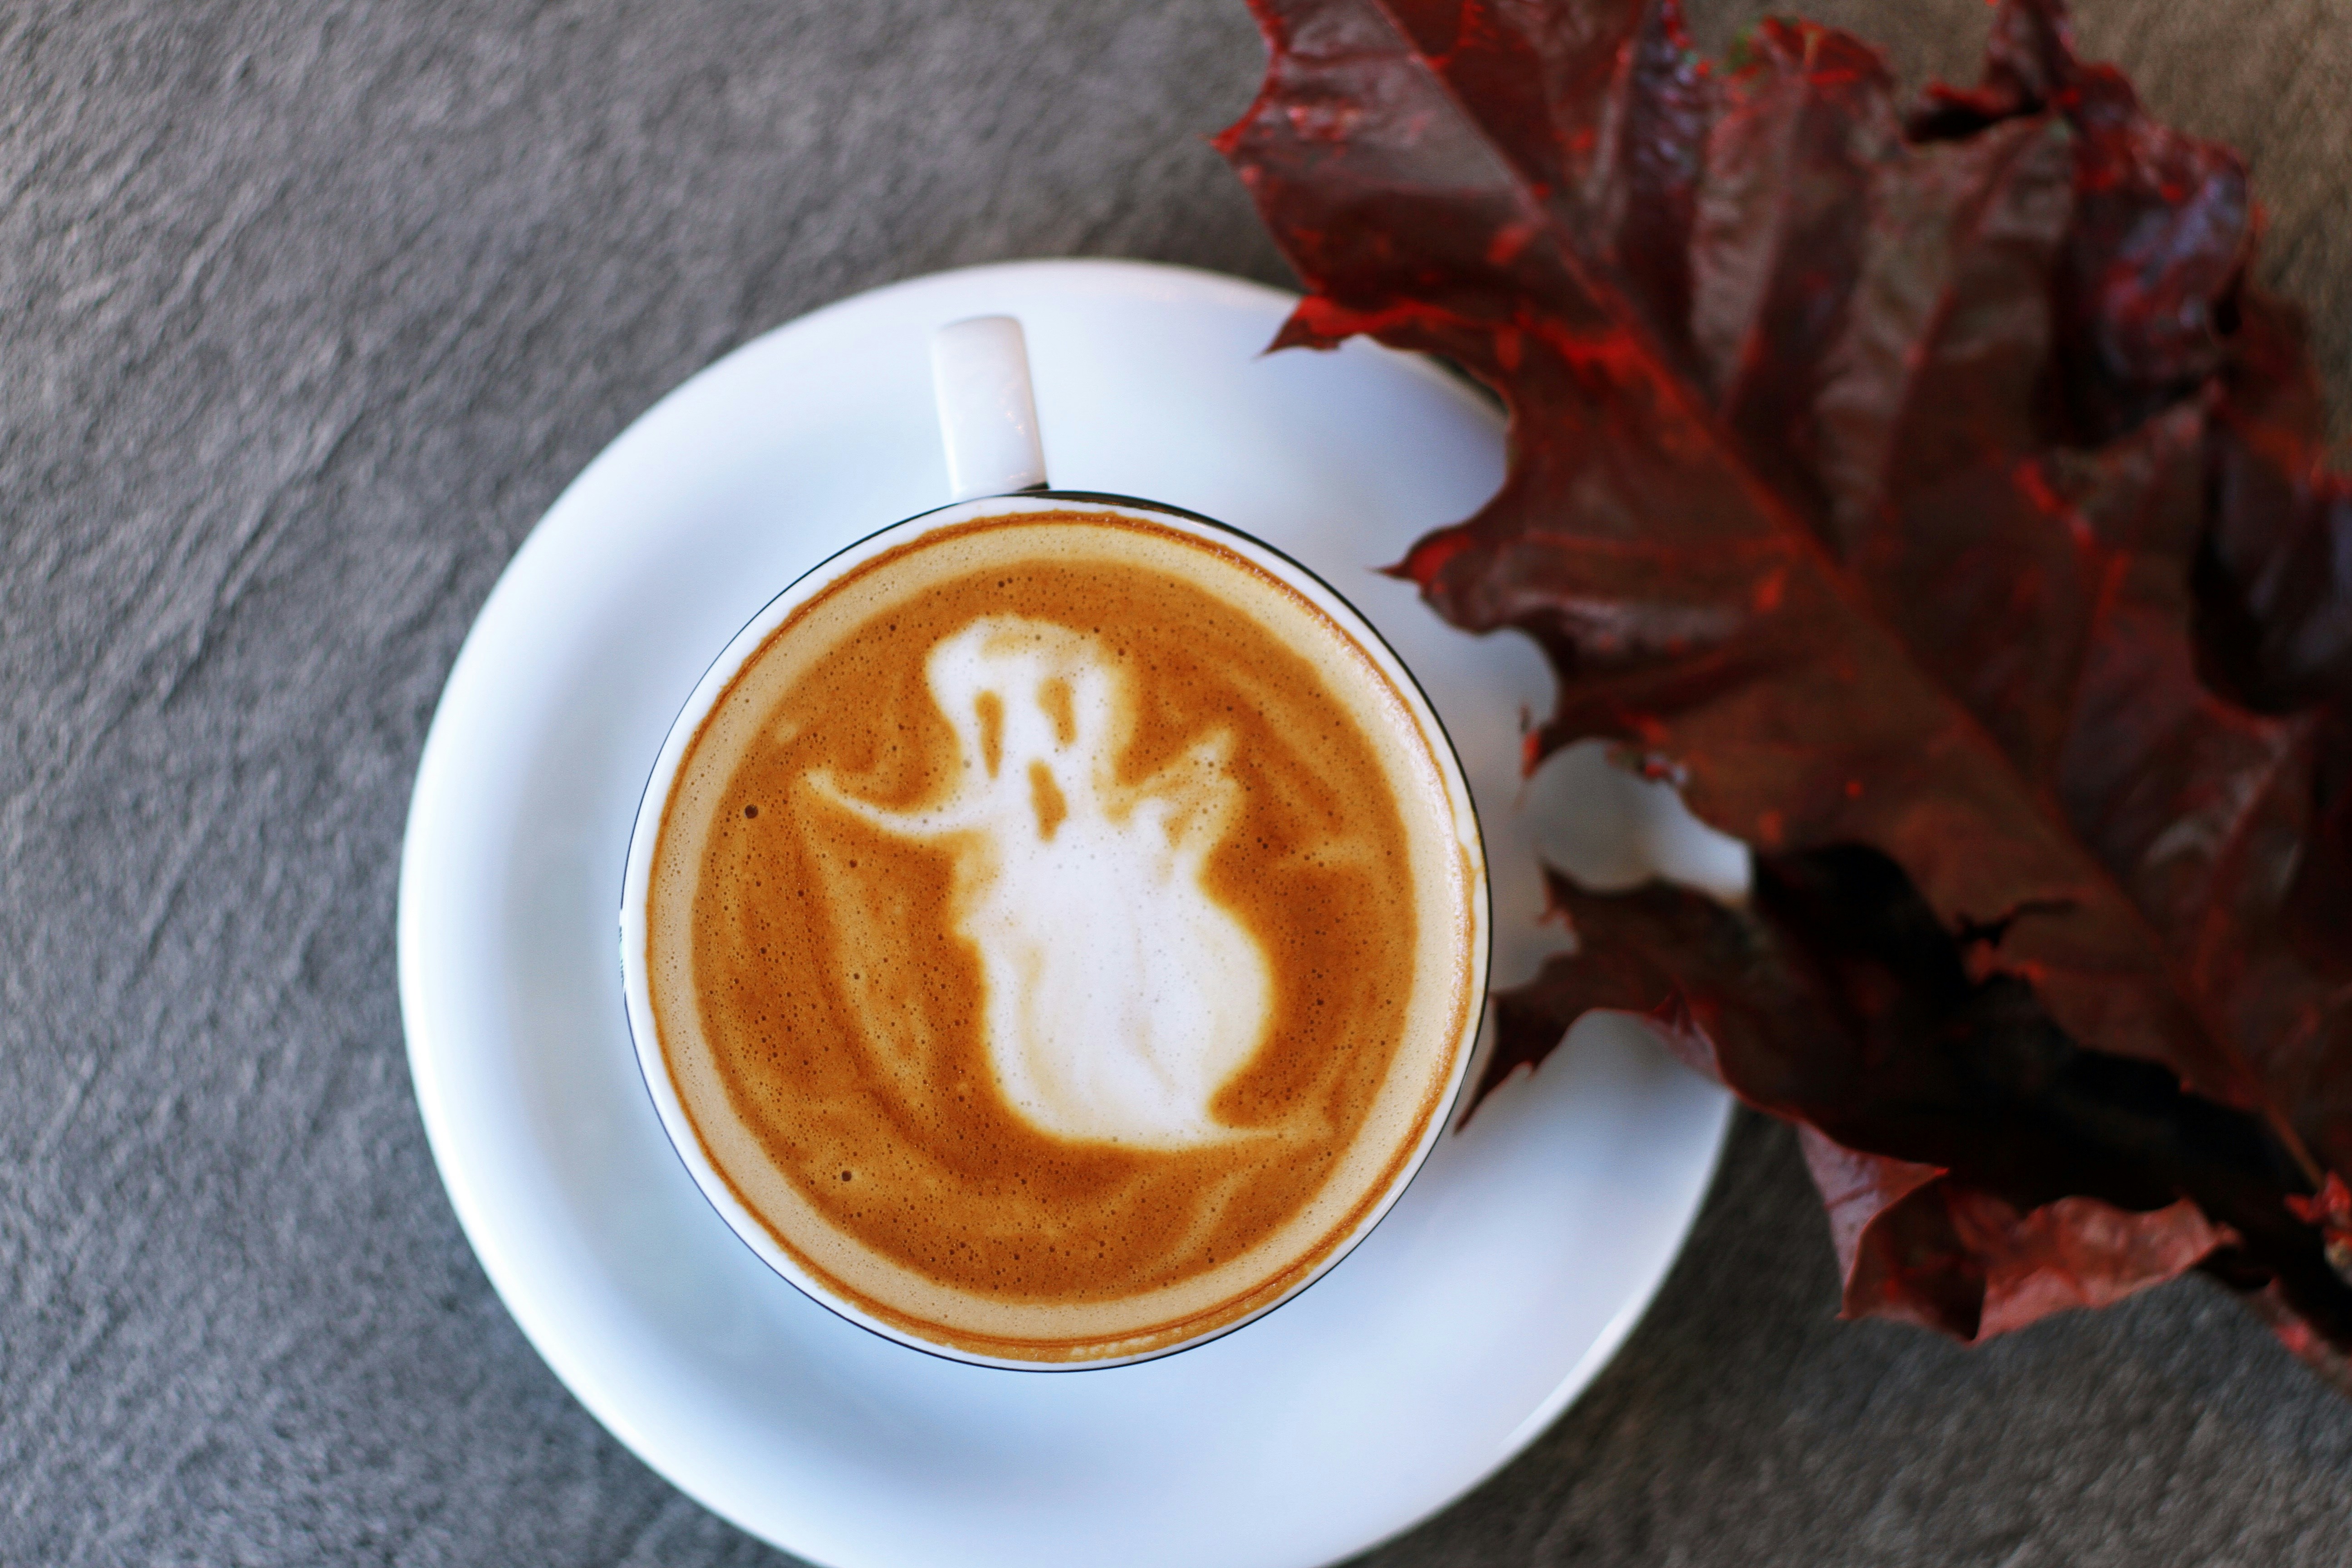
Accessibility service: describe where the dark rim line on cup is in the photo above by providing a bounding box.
[615,488,1496,1373]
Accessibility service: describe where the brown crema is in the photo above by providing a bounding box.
[644,508,1480,1362]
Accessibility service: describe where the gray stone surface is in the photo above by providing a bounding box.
[2,1,2347,1563]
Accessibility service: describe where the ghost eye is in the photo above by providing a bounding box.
[974,690,1004,776]
[1038,677,1076,747]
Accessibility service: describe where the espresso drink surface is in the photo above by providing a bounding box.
[645,508,1482,1362]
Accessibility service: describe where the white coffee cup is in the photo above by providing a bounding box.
[618,316,1489,1368]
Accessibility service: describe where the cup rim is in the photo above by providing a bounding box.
[617,489,1493,1371]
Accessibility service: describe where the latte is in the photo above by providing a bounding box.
[640,504,1485,1364]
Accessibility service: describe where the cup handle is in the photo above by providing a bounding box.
[932,316,1049,500]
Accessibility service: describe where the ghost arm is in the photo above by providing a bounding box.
[803,769,979,840]
[1128,730,1243,873]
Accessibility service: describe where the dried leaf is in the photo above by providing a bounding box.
[1221,0,2352,1362]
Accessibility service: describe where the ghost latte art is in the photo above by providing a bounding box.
[639,504,1485,1364]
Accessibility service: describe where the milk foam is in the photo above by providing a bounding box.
[812,616,1274,1148]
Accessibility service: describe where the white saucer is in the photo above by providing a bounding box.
[398,259,1731,1568]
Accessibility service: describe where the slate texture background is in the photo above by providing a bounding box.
[3,1,2349,1563]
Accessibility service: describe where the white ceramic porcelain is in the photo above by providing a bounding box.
[400,258,1732,1568]
[931,315,1049,498]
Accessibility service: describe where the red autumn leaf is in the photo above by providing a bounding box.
[1219,0,2352,1366]
[1800,1127,2237,1342]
